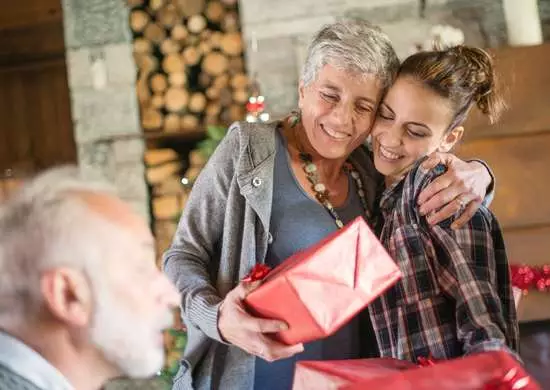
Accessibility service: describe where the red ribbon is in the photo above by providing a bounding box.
[483,368,531,390]
[417,355,438,367]
[242,264,271,282]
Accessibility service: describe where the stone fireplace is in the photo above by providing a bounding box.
[62,0,150,224]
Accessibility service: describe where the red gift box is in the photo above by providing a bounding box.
[343,351,540,390]
[244,216,402,345]
[292,358,417,390]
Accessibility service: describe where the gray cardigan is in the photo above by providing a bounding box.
[163,121,382,390]
[0,365,44,390]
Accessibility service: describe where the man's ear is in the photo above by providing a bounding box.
[437,126,464,153]
[40,268,93,327]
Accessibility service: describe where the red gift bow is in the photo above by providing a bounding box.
[417,355,438,367]
[242,264,272,282]
[484,367,531,390]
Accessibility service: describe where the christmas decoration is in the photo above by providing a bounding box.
[510,264,550,293]
[245,75,270,123]
[412,24,465,54]
[245,32,270,123]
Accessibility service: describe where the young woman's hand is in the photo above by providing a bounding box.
[418,153,492,229]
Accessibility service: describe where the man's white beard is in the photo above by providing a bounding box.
[90,285,173,378]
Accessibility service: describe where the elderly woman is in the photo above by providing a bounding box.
[164,20,493,390]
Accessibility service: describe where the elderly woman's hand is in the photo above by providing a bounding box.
[417,152,493,229]
[218,282,304,362]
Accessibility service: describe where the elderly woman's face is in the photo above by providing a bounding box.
[298,64,383,160]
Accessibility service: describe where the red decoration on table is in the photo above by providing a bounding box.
[244,216,402,345]
[242,264,271,282]
[511,264,550,293]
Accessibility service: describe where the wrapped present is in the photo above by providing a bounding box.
[292,358,417,390]
[244,216,402,345]
[342,351,540,390]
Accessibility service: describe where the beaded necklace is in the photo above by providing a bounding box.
[287,116,371,229]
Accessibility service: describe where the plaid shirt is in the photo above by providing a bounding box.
[367,161,519,362]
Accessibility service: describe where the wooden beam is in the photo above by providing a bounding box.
[0,20,65,67]
[0,0,63,31]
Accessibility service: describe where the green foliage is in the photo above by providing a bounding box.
[196,125,227,159]
[157,329,188,388]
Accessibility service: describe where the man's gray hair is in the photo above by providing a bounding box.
[301,19,400,90]
[0,166,117,326]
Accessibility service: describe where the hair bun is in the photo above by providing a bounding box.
[400,44,507,127]
[454,46,505,123]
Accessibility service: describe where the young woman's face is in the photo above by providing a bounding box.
[371,75,463,182]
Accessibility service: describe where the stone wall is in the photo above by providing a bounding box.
[62,0,150,223]
[238,0,550,119]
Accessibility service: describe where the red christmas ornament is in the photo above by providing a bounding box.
[511,264,550,294]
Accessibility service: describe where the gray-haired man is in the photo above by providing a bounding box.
[0,166,179,390]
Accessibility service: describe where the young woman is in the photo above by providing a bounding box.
[368,45,519,361]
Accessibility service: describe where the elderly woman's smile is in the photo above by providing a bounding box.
[321,124,351,140]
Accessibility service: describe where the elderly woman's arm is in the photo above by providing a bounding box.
[163,124,303,361]
[417,153,494,228]
[162,126,240,342]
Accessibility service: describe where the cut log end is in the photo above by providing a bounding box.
[164,87,190,112]
[202,52,229,76]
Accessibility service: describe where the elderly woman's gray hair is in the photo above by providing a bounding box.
[301,19,399,90]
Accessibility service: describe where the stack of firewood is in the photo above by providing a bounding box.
[144,148,188,263]
[128,0,249,134]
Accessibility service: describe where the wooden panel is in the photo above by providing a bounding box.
[456,133,550,229]
[0,21,65,66]
[464,43,550,141]
[504,226,550,266]
[0,0,63,31]
[0,60,76,172]
[502,225,550,322]
[457,44,550,323]
[517,292,550,323]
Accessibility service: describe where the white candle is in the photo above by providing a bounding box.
[502,0,543,46]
